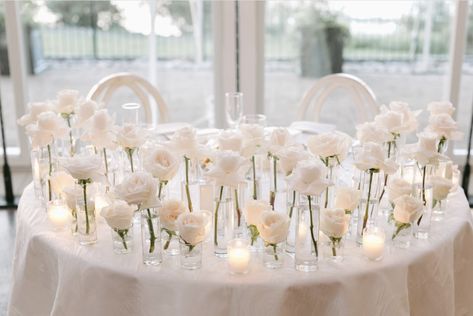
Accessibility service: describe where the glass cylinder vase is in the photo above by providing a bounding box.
[213,186,235,257]
[391,221,413,248]
[285,190,299,254]
[356,169,384,244]
[295,195,320,272]
[75,182,97,245]
[263,241,284,269]
[141,207,163,265]
[320,156,340,209]
[432,199,446,222]
[111,224,133,254]
[180,241,203,270]
[324,237,344,263]
[268,155,287,210]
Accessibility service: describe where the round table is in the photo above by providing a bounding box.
[8,183,473,316]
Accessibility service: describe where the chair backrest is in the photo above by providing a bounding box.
[87,72,169,124]
[297,73,379,124]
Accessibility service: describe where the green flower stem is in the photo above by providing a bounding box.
[234,188,241,227]
[248,224,259,246]
[158,180,168,199]
[103,148,109,179]
[417,165,427,226]
[79,180,90,234]
[163,228,175,250]
[437,136,447,153]
[116,229,129,250]
[213,186,224,246]
[126,148,135,172]
[392,222,411,240]
[270,156,278,209]
[288,190,296,218]
[184,156,193,212]
[251,155,257,200]
[362,170,375,233]
[146,209,156,253]
[47,144,52,201]
[65,114,74,156]
[308,195,318,257]
[272,244,279,261]
[330,237,341,257]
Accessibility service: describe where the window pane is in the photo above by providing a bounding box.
[265,1,453,136]
[18,0,213,126]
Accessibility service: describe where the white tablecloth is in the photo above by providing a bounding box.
[8,183,473,316]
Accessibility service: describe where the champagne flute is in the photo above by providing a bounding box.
[225,92,244,128]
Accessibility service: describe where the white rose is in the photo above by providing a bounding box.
[320,208,350,238]
[239,123,266,157]
[116,123,147,149]
[430,176,452,201]
[160,199,188,231]
[101,199,135,230]
[243,199,272,226]
[307,131,352,161]
[403,132,440,166]
[334,186,360,212]
[426,113,463,140]
[26,111,69,148]
[61,154,104,181]
[114,171,158,207]
[278,145,310,176]
[81,109,117,149]
[218,130,243,152]
[74,100,98,128]
[388,101,419,134]
[268,128,294,156]
[17,102,51,126]
[286,159,330,196]
[386,177,412,203]
[393,195,423,224]
[205,150,247,187]
[257,211,290,244]
[169,126,204,160]
[143,147,179,182]
[354,142,387,171]
[427,101,455,116]
[177,212,206,245]
[50,171,75,195]
[55,89,79,114]
[374,108,403,136]
[356,121,390,144]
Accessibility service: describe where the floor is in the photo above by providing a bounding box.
[0,209,16,314]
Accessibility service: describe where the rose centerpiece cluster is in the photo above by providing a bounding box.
[18,92,461,272]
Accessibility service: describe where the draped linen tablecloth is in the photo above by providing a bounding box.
[8,183,473,316]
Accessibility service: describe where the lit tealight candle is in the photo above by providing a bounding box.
[227,238,250,274]
[47,200,71,231]
[362,226,385,261]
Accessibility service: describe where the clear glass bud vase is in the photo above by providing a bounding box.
[268,155,287,210]
[263,241,285,269]
[141,207,163,265]
[213,186,235,257]
[320,156,340,209]
[181,157,202,213]
[356,169,384,244]
[32,146,57,203]
[111,224,133,254]
[295,195,320,272]
[75,181,97,245]
[180,241,203,270]
[413,166,433,239]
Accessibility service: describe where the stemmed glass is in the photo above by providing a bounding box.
[225,92,244,129]
[121,103,141,125]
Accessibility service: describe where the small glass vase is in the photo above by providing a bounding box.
[391,222,413,248]
[432,199,446,222]
[413,182,433,240]
[356,169,384,244]
[180,241,203,270]
[324,237,344,263]
[141,208,163,265]
[320,156,340,209]
[246,154,264,200]
[285,190,299,254]
[111,225,133,254]
[268,155,287,210]
[162,228,180,256]
[295,195,320,272]
[213,186,235,257]
[263,242,284,269]
[76,183,97,245]
[32,145,57,202]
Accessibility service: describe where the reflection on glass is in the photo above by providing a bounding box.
[121,103,141,124]
[225,92,244,128]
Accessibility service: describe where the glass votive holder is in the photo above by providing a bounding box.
[227,238,250,275]
[121,102,141,124]
[362,226,385,261]
[47,199,71,231]
[241,114,267,127]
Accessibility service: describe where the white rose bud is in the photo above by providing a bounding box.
[61,154,104,181]
[243,199,272,226]
[218,130,243,152]
[386,177,412,203]
[334,187,361,212]
[143,147,179,182]
[356,121,390,144]
[257,211,290,245]
[278,145,310,176]
[205,150,247,188]
[427,101,455,116]
[114,172,158,207]
[116,123,147,149]
[430,176,453,202]
[17,102,51,126]
[74,100,98,128]
[56,89,79,114]
[307,131,352,162]
[320,208,350,238]
[101,199,135,230]
[287,159,331,196]
[393,195,423,224]
[177,212,207,245]
[160,199,188,231]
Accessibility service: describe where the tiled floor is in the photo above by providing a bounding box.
[0,210,16,314]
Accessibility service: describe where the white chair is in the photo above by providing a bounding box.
[87,72,169,124]
[297,73,379,124]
